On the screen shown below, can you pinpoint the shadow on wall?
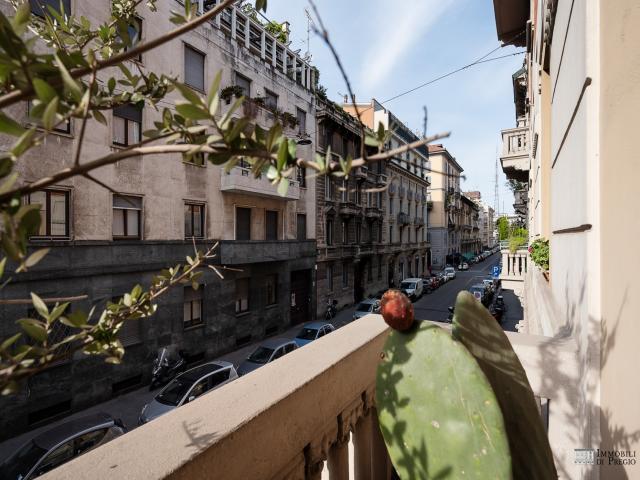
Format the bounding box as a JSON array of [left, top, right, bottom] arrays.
[[533, 277, 638, 479]]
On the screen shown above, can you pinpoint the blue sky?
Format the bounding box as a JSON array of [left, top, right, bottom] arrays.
[[264, 0, 525, 213]]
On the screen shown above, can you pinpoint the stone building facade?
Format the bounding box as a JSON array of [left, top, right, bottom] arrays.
[[0, 1, 316, 439], [425, 144, 464, 268]]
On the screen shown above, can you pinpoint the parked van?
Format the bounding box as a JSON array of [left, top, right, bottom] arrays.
[[400, 278, 424, 300]]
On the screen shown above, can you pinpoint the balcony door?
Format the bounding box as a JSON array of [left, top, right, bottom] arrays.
[[236, 207, 251, 240], [290, 270, 311, 326], [266, 210, 278, 241]]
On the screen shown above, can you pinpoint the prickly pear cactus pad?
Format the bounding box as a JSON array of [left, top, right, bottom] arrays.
[[376, 322, 511, 479], [452, 291, 557, 479]]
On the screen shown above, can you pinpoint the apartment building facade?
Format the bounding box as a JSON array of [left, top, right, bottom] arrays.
[[459, 194, 481, 258], [0, 1, 317, 439], [343, 100, 431, 285], [494, 0, 640, 477], [425, 144, 464, 268], [465, 191, 496, 250], [314, 99, 387, 314]]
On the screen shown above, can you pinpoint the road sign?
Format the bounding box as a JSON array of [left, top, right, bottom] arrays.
[[492, 266, 500, 278]]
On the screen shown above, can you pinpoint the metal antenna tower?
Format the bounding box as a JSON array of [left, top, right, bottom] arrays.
[[494, 143, 500, 216]]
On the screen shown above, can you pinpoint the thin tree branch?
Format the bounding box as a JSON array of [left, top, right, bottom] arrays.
[[0, 0, 239, 109], [308, 0, 367, 161], [0, 295, 88, 305], [83, 172, 116, 193], [73, 67, 98, 167]]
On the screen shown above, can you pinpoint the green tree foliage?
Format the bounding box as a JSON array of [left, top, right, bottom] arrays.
[[529, 238, 549, 271], [496, 216, 510, 240]]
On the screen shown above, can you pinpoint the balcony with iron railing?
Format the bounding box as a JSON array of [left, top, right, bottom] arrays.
[[221, 166, 300, 200], [500, 126, 530, 182], [397, 212, 410, 225], [48, 314, 580, 479]]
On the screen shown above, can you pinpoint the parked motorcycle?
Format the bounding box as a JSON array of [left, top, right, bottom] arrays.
[[325, 299, 338, 321], [446, 306, 454, 323], [149, 348, 187, 391]]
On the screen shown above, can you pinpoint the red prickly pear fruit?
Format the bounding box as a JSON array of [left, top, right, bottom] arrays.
[[380, 289, 415, 331]]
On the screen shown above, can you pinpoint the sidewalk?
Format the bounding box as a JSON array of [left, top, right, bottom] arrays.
[[0, 303, 359, 461]]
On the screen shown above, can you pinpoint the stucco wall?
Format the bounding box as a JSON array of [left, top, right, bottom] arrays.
[[598, 1, 640, 478]]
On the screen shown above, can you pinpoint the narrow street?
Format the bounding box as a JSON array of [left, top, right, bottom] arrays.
[[0, 254, 521, 461]]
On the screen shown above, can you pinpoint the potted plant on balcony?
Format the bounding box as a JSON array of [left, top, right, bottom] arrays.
[[529, 238, 550, 281], [281, 111, 298, 130], [220, 85, 244, 104]]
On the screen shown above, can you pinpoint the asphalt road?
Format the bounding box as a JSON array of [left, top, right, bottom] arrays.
[[0, 253, 521, 461]]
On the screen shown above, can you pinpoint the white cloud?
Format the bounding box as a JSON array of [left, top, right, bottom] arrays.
[[359, 0, 455, 93]]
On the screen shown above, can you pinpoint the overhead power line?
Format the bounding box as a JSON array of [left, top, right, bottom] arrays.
[[380, 51, 525, 106]]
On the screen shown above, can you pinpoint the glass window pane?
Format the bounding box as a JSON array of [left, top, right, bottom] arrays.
[[128, 120, 141, 145], [193, 205, 202, 237], [183, 302, 191, 322], [184, 204, 192, 237], [235, 74, 250, 96], [113, 116, 126, 145], [127, 210, 139, 237], [113, 209, 124, 236], [192, 300, 201, 320], [113, 195, 142, 209], [50, 192, 67, 236], [29, 191, 47, 236]]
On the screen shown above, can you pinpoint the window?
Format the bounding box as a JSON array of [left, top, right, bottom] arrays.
[[296, 166, 306, 187], [355, 185, 362, 205], [184, 203, 204, 239], [341, 220, 348, 244], [23, 190, 69, 238], [235, 73, 251, 96], [30, 0, 70, 17], [326, 218, 333, 245], [342, 261, 349, 287], [123, 17, 142, 61], [183, 286, 203, 329], [266, 210, 278, 241], [235, 278, 250, 314], [325, 177, 333, 200], [389, 196, 394, 214], [34, 441, 73, 476], [296, 107, 307, 135], [296, 214, 307, 240], [342, 138, 349, 158], [27, 100, 71, 134], [327, 264, 334, 291], [341, 179, 348, 202], [389, 225, 393, 243], [113, 104, 142, 146], [111, 296, 143, 346], [265, 274, 277, 306], [265, 90, 278, 110], [209, 368, 231, 388], [355, 221, 361, 244], [184, 45, 205, 91], [236, 207, 251, 240], [112, 195, 142, 239]]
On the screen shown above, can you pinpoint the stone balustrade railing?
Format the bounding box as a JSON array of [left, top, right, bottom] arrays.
[[43, 317, 582, 479], [500, 248, 529, 280]]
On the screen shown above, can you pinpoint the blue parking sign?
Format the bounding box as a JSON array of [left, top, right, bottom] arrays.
[[492, 266, 500, 278]]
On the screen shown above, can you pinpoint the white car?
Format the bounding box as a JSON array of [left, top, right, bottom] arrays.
[[400, 278, 424, 300], [444, 267, 456, 280], [353, 298, 381, 320], [458, 262, 469, 271]]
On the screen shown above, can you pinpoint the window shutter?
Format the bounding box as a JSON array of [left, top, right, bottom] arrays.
[[185, 46, 205, 91], [266, 211, 278, 240], [113, 104, 142, 123], [236, 208, 251, 240]]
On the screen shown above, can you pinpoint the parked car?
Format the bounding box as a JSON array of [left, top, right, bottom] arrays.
[[353, 298, 381, 320], [139, 361, 238, 424], [444, 267, 456, 280], [371, 289, 387, 299], [457, 262, 469, 271], [468, 284, 491, 306], [0, 413, 125, 480], [482, 278, 495, 294], [294, 322, 335, 347], [237, 338, 298, 376], [400, 278, 424, 300], [436, 272, 447, 285]]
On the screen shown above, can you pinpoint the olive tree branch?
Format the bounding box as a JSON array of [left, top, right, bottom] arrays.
[[0, 0, 239, 109]]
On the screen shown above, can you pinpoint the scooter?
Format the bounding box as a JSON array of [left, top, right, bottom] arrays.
[[149, 348, 187, 391], [446, 306, 454, 323], [325, 299, 338, 321]]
